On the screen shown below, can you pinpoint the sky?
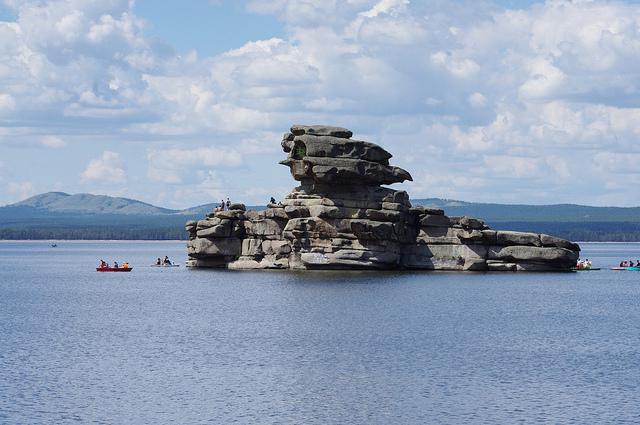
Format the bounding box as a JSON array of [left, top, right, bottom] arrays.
[[1, 0, 640, 208]]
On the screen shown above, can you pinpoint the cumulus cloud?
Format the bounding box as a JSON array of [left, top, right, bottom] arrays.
[[2, 0, 640, 205], [40, 136, 66, 148], [81, 151, 127, 184], [147, 147, 242, 184], [7, 180, 34, 202]]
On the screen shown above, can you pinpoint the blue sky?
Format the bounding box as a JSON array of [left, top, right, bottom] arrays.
[[1, 0, 640, 208]]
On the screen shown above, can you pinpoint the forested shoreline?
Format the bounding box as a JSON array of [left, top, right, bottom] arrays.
[[2, 221, 640, 242]]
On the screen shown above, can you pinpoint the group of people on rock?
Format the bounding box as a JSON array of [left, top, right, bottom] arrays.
[[619, 260, 640, 267], [214, 198, 232, 213], [155, 256, 173, 266], [98, 259, 129, 269]]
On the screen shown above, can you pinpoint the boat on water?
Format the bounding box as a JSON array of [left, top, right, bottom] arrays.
[[96, 267, 132, 272], [572, 267, 601, 271], [610, 267, 640, 271], [151, 264, 180, 267]]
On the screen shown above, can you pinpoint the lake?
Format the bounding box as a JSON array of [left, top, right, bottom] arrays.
[[1, 241, 640, 424]]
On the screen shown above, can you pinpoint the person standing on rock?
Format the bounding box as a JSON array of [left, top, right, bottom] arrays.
[[226, 198, 231, 210], [220, 199, 225, 211]]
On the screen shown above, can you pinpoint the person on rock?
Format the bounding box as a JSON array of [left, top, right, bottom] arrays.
[[226, 198, 231, 210], [220, 200, 225, 211], [270, 196, 276, 205]]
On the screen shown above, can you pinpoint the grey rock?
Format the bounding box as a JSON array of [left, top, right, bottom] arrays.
[[229, 203, 246, 211], [291, 134, 392, 164], [410, 206, 444, 215], [280, 156, 412, 186], [186, 123, 580, 272], [487, 245, 578, 264], [215, 210, 245, 220], [284, 205, 310, 218], [245, 219, 287, 237], [419, 214, 451, 228], [459, 216, 484, 230], [187, 237, 241, 258], [197, 223, 232, 238], [540, 234, 581, 251], [290, 125, 353, 139], [496, 231, 541, 247]]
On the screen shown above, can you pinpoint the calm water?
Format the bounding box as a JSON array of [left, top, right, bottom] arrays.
[[1, 241, 640, 424]]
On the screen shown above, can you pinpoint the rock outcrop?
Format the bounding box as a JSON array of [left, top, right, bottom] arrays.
[[186, 125, 579, 271]]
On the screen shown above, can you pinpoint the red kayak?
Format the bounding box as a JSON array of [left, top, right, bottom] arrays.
[[96, 267, 132, 272]]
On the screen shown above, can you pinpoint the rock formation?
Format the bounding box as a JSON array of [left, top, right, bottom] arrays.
[[186, 125, 580, 271]]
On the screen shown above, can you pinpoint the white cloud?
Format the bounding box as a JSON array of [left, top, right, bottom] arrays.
[[40, 136, 66, 148], [2, 0, 640, 206], [81, 151, 127, 184], [468, 92, 487, 108], [147, 146, 243, 184], [7, 181, 34, 202], [0, 93, 16, 111]]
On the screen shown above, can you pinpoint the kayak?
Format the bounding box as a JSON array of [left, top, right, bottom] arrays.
[[610, 267, 640, 271], [611, 267, 627, 270], [572, 268, 601, 271], [96, 267, 132, 272], [151, 264, 180, 267]]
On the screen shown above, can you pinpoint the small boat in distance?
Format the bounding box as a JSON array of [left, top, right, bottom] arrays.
[[96, 266, 132, 272], [97, 259, 131, 272], [151, 264, 180, 267]]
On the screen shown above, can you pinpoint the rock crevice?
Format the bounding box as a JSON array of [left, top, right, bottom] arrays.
[[186, 125, 579, 271]]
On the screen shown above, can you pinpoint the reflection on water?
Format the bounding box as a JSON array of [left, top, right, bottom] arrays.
[[1, 241, 640, 424]]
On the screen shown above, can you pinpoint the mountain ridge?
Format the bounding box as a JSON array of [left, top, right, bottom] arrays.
[[5, 192, 640, 218], [2, 192, 640, 241]]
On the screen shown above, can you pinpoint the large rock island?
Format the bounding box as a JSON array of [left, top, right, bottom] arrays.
[[186, 125, 580, 271]]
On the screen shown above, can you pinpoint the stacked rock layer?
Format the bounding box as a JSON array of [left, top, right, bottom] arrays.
[[186, 125, 579, 271]]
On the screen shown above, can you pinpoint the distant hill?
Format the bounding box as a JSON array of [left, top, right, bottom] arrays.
[[413, 198, 640, 223], [1, 192, 639, 241], [12, 192, 178, 215]]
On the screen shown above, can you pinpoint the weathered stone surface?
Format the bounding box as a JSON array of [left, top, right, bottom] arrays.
[[291, 125, 353, 139], [229, 203, 246, 211], [187, 124, 580, 272], [197, 223, 232, 238], [187, 237, 241, 258], [264, 207, 289, 219], [215, 210, 245, 220], [291, 134, 392, 164], [245, 219, 287, 237], [540, 234, 580, 251], [228, 256, 289, 270], [281, 156, 412, 186], [410, 206, 444, 215], [486, 260, 517, 271], [459, 216, 484, 230], [487, 246, 578, 264], [496, 231, 541, 247], [241, 238, 264, 257], [419, 214, 451, 228]]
